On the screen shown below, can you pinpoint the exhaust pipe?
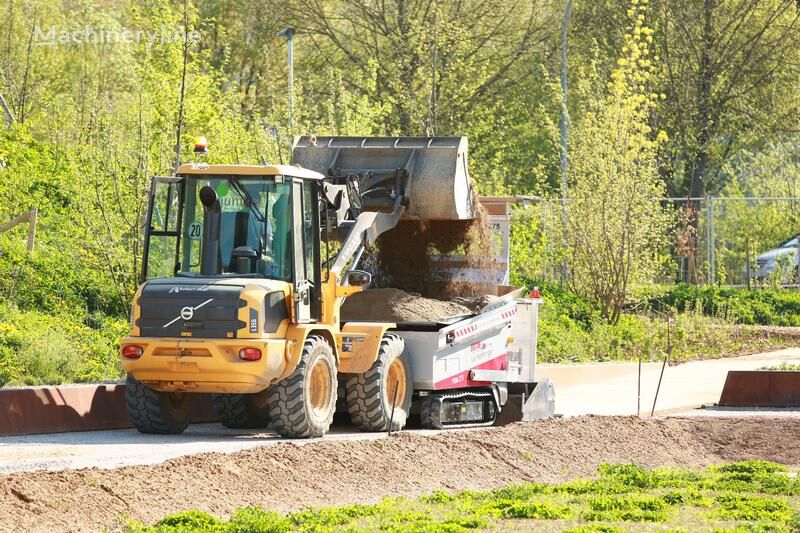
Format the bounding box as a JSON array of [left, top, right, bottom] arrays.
[[199, 185, 222, 275]]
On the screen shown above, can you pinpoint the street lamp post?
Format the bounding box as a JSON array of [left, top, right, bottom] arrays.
[[560, 0, 573, 205], [277, 27, 295, 132], [559, 0, 573, 281]]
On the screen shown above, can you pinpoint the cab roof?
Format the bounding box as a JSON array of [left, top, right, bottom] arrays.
[[175, 163, 325, 181]]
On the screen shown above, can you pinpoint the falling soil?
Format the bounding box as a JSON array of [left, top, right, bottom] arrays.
[[340, 288, 472, 322], [3, 416, 800, 532], [375, 194, 495, 299]]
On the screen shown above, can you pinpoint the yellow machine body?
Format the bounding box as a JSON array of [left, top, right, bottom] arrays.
[[120, 163, 394, 395]]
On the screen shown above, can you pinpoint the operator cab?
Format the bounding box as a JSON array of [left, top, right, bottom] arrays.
[[142, 163, 325, 321]]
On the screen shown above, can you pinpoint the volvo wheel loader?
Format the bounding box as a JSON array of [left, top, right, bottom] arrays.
[[120, 136, 553, 438], [120, 138, 472, 437]]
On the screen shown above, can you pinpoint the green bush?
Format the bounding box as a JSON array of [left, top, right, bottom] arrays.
[[482, 499, 571, 520], [521, 280, 796, 364], [289, 504, 378, 529], [155, 510, 224, 531], [227, 507, 292, 533], [641, 284, 800, 326], [0, 239, 126, 318], [710, 494, 793, 522], [0, 302, 126, 386], [0, 237, 129, 386]]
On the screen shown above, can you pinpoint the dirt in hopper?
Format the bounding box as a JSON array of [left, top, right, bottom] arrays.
[[340, 288, 472, 322], [3, 416, 800, 532], [375, 195, 495, 299]]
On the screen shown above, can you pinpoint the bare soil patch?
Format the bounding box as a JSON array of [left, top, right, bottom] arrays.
[[2, 416, 800, 531]]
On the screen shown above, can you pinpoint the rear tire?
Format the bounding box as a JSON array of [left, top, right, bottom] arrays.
[[212, 392, 271, 429], [268, 335, 337, 438], [125, 374, 191, 434], [346, 334, 412, 432]]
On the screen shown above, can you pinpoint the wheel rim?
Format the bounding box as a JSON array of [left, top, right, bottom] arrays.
[[385, 357, 407, 408], [309, 358, 333, 418]]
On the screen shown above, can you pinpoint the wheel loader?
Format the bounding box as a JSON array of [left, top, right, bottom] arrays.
[[120, 136, 553, 437]]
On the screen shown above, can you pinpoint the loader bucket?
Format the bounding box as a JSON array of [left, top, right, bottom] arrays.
[[292, 136, 474, 220]]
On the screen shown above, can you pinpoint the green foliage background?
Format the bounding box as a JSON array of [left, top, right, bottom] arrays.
[[1, 0, 799, 383]]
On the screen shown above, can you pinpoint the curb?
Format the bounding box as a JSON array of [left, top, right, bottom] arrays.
[[719, 370, 800, 407], [0, 384, 217, 436]]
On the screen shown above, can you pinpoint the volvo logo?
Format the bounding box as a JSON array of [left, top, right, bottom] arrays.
[[163, 298, 214, 328]]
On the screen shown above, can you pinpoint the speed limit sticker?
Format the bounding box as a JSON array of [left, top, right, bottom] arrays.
[[188, 221, 203, 240]]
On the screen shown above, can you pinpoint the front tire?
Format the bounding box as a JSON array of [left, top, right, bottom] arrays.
[[212, 392, 271, 429], [346, 334, 412, 432], [125, 374, 191, 434], [268, 335, 337, 438]]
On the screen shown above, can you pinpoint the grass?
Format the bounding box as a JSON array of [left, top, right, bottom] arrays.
[[0, 302, 127, 386], [527, 280, 800, 364], [128, 460, 800, 532], [639, 284, 800, 327], [536, 287, 795, 364], [758, 362, 800, 371]]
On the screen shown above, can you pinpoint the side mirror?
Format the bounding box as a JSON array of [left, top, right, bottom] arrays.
[[347, 270, 372, 288]]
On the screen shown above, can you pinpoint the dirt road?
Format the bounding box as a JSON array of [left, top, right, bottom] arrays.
[[2, 415, 799, 532]]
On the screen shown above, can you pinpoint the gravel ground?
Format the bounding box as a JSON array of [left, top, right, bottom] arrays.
[[2, 415, 800, 532]]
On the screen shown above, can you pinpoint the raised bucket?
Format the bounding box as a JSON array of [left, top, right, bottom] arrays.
[[291, 136, 474, 220]]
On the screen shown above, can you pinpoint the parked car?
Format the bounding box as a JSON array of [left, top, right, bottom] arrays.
[[750, 234, 800, 280]]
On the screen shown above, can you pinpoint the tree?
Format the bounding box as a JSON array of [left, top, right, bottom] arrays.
[[653, 0, 800, 198], [278, 0, 554, 136], [566, 0, 670, 322]]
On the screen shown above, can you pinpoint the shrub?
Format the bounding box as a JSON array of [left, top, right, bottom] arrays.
[[643, 284, 800, 327], [0, 302, 126, 386], [227, 507, 292, 533], [710, 494, 792, 522], [155, 510, 223, 531], [289, 504, 378, 529], [483, 499, 571, 520]]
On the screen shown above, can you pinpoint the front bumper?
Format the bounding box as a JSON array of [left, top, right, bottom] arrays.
[[120, 337, 288, 394]]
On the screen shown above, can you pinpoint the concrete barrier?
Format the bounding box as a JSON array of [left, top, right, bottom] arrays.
[[0, 384, 216, 436], [718, 370, 800, 407], [537, 361, 662, 389]]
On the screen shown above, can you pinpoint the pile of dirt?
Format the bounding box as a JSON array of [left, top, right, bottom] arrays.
[[2, 416, 800, 531], [341, 288, 472, 322], [375, 192, 495, 299]]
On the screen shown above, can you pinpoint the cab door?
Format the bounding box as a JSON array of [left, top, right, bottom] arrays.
[[290, 179, 321, 323], [142, 176, 183, 282], [292, 180, 312, 322]]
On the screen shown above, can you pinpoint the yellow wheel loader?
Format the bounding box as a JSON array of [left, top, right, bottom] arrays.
[[120, 137, 474, 437]]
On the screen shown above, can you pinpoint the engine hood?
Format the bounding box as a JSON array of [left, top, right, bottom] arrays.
[[136, 278, 247, 339]]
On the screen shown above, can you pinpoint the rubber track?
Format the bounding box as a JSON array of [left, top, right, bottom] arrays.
[[268, 335, 334, 438], [419, 390, 495, 430], [125, 375, 189, 434], [346, 334, 408, 431]]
